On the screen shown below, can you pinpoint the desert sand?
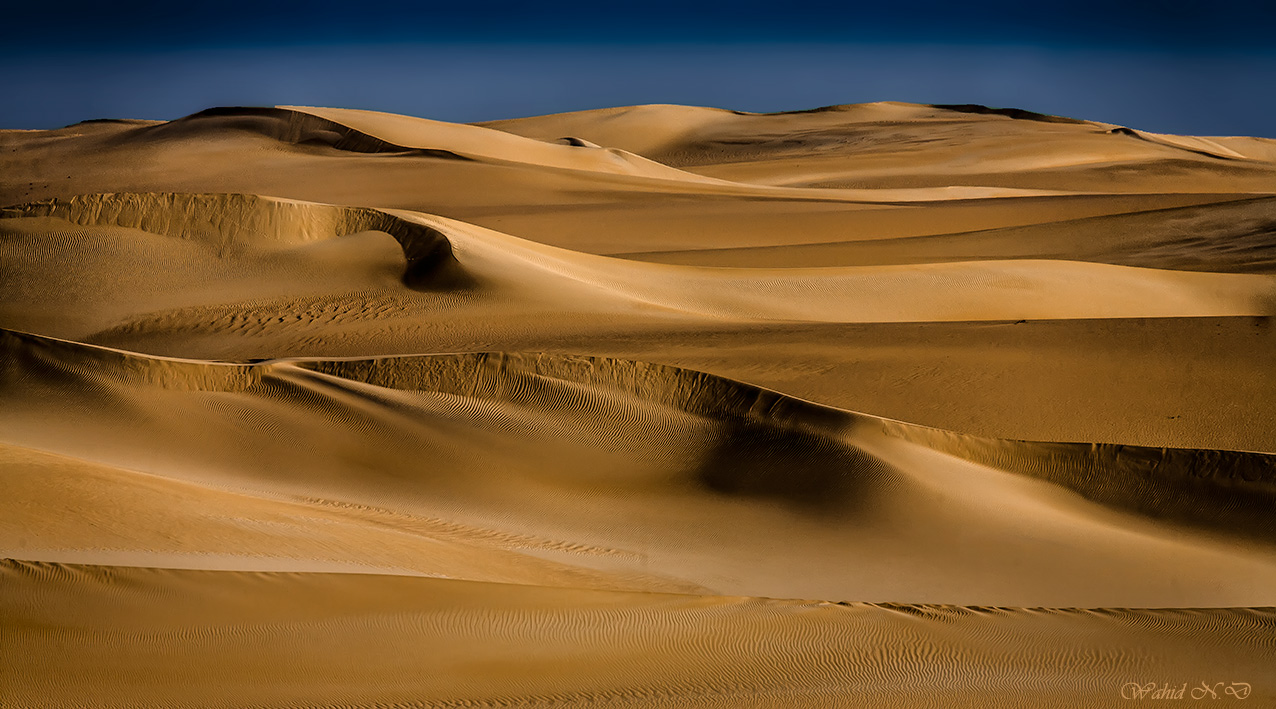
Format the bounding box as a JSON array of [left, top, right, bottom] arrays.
[[2, 102, 1274, 706]]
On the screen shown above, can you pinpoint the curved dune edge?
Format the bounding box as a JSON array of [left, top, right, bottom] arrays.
[[4, 326, 1273, 549], [3, 559, 1273, 709], [399, 208, 1276, 322], [0, 191, 473, 291], [5, 193, 1276, 340]]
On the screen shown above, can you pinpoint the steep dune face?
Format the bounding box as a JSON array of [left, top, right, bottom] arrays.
[[4, 103, 1276, 706]]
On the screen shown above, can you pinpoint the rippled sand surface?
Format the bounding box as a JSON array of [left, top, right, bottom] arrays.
[[2, 102, 1274, 706]]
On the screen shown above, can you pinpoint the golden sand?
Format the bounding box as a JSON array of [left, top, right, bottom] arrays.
[[2, 103, 1274, 706]]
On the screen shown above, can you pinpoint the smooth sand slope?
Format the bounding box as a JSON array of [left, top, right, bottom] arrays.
[[5, 560, 1273, 709], [2, 102, 1275, 706]]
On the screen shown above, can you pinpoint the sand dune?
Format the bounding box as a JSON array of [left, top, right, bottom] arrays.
[[3, 102, 1275, 706], [482, 102, 1276, 192], [4, 328, 1275, 608], [6, 104, 1263, 260], [4, 193, 1274, 354], [283, 104, 733, 184]]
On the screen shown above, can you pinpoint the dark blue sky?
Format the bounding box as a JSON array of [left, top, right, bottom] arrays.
[[7, 1, 1275, 50], [3, 1, 1274, 136]]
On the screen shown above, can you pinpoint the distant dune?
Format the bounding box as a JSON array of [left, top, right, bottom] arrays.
[[2, 102, 1274, 706]]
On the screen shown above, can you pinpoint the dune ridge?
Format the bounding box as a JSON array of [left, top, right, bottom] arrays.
[[127, 105, 472, 157]]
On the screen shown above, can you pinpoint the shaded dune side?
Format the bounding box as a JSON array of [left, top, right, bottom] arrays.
[[929, 103, 1091, 125], [301, 352, 879, 508], [5, 560, 1275, 709], [0, 192, 474, 291], [881, 422, 1276, 547], [5, 328, 1273, 546], [112, 105, 472, 159], [305, 352, 1276, 545]]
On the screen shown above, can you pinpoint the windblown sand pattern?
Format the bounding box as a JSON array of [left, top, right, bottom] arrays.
[[2, 103, 1274, 706]]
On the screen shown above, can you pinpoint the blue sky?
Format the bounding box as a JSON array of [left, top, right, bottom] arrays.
[[3, 1, 1274, 136]]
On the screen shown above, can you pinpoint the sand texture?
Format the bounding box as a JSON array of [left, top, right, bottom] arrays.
[[2, 102, 1275, 706]]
